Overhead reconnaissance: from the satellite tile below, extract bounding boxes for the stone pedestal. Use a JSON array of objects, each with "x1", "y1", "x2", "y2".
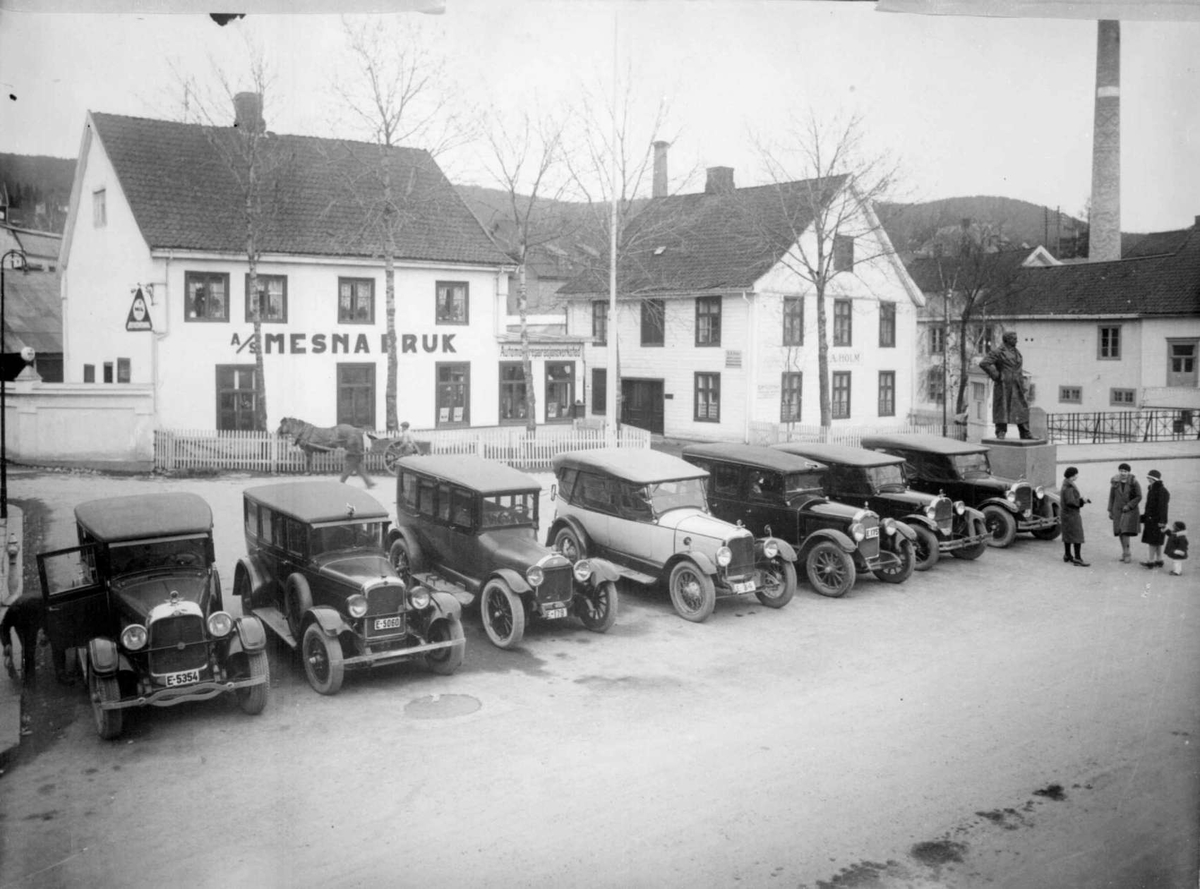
[{"x1": 981, "y1": 438, "x2": 1058, "y2": 489}]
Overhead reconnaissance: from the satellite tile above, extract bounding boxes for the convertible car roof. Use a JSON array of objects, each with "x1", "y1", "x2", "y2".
[
  {"x1": 552, "y1": 447, "x2": 710, "y2": 484},
  {"x1": 858, "y1": 433, "x2": 987, "y2": 456},
  {"x1": 395, "y1": 455, "x2": 541, "y2": 494},
  {"x1": 773, "y1": 442, "x2": 905, "y2": 468},
  {"x1": 682, "y1": 442, "x2": 828, "y2": 473},
  {"x1": 75, "y1": 492, "x2": 213, "y2": 542},
  {"x1": 244, "y1": 481, "x2": 389, "y2": 523}
]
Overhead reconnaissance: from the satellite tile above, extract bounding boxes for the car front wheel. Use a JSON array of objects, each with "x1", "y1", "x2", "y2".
[
  {"x1": 983, "y1": 505, "x2": 1018, "y2": 548},
  {"x1": 874, "y1": 538, "x2": 915, "y2": 584},
  {"x1": 667, "y1": 561, "x2": 716, "y2": 622},
  {"x1": 910, "y1": 525, "x2": 940, "y2": 571},
  {"x1": 805, "y1": 541, "x2": 857, "y2": 597},
  {"x1": 301, "y1": 624, "x2": 345, "y2": 695},
  {"x1": 90, "y1": 670, "x2": 123, "y2": 740},
  {"x1": 577, "y1": 580, "x2": 619, "y2": 632},
  {"x1": 481, "y1": 579, "x2": 526, "y2": 649},
  {"x1": 755, "y1": 558, "x2": 797, "y2": 608},
  {"x1": 235, "y1": 650, "x2": 270, "y2": 715},
  {"x1": 553, "y1": 526, "x2": 588, "y2": 561},
  {"x1": 424, "y1": 616, "x2": 465, "y2": 675}
]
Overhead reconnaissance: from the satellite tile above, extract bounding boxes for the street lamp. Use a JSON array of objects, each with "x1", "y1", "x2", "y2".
[{"x1": 1, "y1": 248, "x2": 32, "y2": 520}]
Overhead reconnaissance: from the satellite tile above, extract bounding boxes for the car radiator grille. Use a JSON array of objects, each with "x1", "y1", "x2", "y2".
[
  {"x1": 933, "y1": 497, "x2": 953, "y2": 534},
  {"x1": 727, "y1": 536, "x2": 756, "y2": 578},
  {"x1": 1014, "y1": 485, "x2": 1033, "y2": 513},
  {"x1": 537, "y1": 566, "x2": 574, "y2": 604},
  {"x1": 365, "y1": 585, "x2": 406, "y2": 638},
  {"x1": 859, "y1": 520, "x2": 881, "y2": 560},
  {"x1": 149, "y1": 614, "x2": 208, "y2": 676}
]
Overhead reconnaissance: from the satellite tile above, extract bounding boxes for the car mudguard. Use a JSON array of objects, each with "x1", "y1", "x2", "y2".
[
  {"x1": 491, "y1": 567, "x2": 533, "y2": 596},
  {"x1": 902, "y1": 514, "x2": 940, "y2": 533},
  {"x1": 545, "y1": 515, "x2": 591, "y2": 553},
  {"x1": 756, "y1": 537, "x2": 797, "y2": 562},
  {"x1": 798, "y1": 529, "x2": 857, "y2": 556},
  {"x1": 307, "y1": 605, "x2": 348, "y2": 636},
  {"x1": 584, "y1": 557, "x2": 621, "y2": 584},
  {"x1": 237, "y1": 556, "x2": 270, "y2": 601},
  {"x1": 889, "y1": 521, "x2": 917, "y2": 543},
  {"x1": 980, "y1": 496, "x2": 1021, "y2": 514},
  {"x1": 387, "y1": 525, "x2": 425, "y2": 568},
  {"x1": 87, "y1": 637, "x2": 120, "y2": 676},
  {"x1": 667, "y1": 550, "x2": 717, "y2": 577},
  {"x1": 234, "y1": 615, "x2": 267, "y2": 652},
  {"x1": 428, "y1": 590, "x2": 462, "y2": 618}
]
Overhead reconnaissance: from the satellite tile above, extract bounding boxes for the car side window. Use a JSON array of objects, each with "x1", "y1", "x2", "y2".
[
  {"x1": 710, "y1": 462, "x2": 742, "y2": 498},
  {"x1": 451, "y1": 488, "x2": 474, "y2": 529},
  {"x1": 283, "y1": 517, "x2": 305, "y2": 556},
  {"x1": 831, "y1": 466, "x2": 869, "y2": 495},
  {"x1": 616, "y1": 483, "x2": 653, "y2": 521},
  {"x1": 245, "y1": 501, "x2": 257, "y2": 537},
  {"x1": 437, "y1": 483, "x2": 453, "y2": 522},
  {"x1": 260, "y1": 507, "x2": 274, "y2": 546},
  {"x1": 558, "y1": 467, "x2": 579, "y2": 502},
  {"x1": 748, "y1": 470, "x2": 783, "y2": 502},
  {"x1": 578, "y1": 472, "x2": 617, "y2": 514},
  {"x1": 417, "y1": 478, "x2": 436, "y2": 516},
  {"x1": 398, "y1": 473, "x2": 419, "y2": 510}
]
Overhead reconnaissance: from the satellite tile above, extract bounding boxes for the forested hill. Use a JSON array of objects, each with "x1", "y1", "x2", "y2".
[{"x1": 0, "y1": 153, "x2": 75, "y2": 232}]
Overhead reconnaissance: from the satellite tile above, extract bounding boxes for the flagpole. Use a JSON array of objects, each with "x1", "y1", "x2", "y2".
[{"x1": 605, "y1": 7, "x2": 619, "y2": 447}]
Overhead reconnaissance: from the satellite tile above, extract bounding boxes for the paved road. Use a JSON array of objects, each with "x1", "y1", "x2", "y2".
[{"x1": 1, "y1": 451, "x2": 1198, "y2": 888}]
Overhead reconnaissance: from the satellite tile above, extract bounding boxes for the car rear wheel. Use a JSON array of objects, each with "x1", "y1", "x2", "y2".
[
  {"x1": 90, "y1": 670, "x2": 123, "y2": 740},
  {"x1": 235, "y1": 568, "x2": 253, "y2": 615},
  {"x1": 553, "y1": 526, "x2": 588, "y2": 561},
  {"x1": 805, "y1": 541, "x2": 857, "y2": 597},
  {"x1": 285, "y1": 574, "x2": 313, "y2": 641},
  {"x1": 668, "y1": 561, "x2": 716, "y2": 622},
  {"x1": 235, "y1": 650, "x2": 270, "y2": 715},
  {"x1": 982, "y1": 505, "x2": 1018, "y2": 548},
  {"x1": 1031, "y1": 504, "x2": 1062, "y2": 540},
  {"x1": 755, "y1": 558, "x2": 797, "y2": 608},
  {"x1": 577, "y1": 580, "x2": 619, "y2": 632},
  {"x1": 874, "y1": 538, "x2": 915, "y2": 584},
  {"x1": 909, "y1": 525, "x2": 940, "y2": 571},
  {"x1": 302, "y1": 623, "x2": 345, "y2": 695},
  {"x1": 481, "y1": 579, "x2": 526, "y2": 649},
  {"x1": 423, "y1": 616, "x2": 465, "y2": 675}
]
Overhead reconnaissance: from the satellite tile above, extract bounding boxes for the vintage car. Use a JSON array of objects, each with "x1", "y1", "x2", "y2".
[
  {"x1": 680, "y1": 443, "x2": 916, "y2": 597},
  {"x1": 772, "y1": 441, "x2": 989, "y2": 570},
  {"x1": 37, "y1": 492, "x2": 269, "y2": 740},
  {"x1": 547, "y1": 448, "x2": 798, "y2": 622},
  {"x1": 388, "y1": 455, "x2": 621, "y2": 649},
  {"x1": 859, "y1": 433, "x2": 1061, "y2": 547},
  {"x1": 235, "y1": 482, "x2": 463, "y2": 695}
]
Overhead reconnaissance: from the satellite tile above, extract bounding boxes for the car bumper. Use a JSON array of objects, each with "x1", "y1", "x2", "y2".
[
  {"x1": 938, "y1": 530, "x2": 989, "y2": 553},
  {"x1": 1017, "y1": 514, "x2": 1058, "y2": 532},
  {"x1": 343, "y1": 636, "x2": 464, "y2": 671},
  {"x1": 96, "y1": 675, "x2": 267, "y2": 711}
]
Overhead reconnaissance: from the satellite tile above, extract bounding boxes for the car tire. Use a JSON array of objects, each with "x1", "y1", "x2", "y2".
[
  {"x1": 235, "y1": 650, "x2": 270, "y2": 715},
  {"x1": 667, "y1": 560, "x2": 716, "y2": 622},
  {"x1": 423, "y1": 615, "x2": 465, "y2": 675},
  {"x1": 553, "y1": 526, "x2": 588, "y2": 561},
  {"x1": 90, "y1": 670, "x2": 123, "y2": 740},
  {"x1": 755, "y1": 558, "x2": 797, "y2": 608},
  {"x1": 982, "y1": 505, "x2": 1018, "y2": 548},
  {"x1": 285, "y1": 574, "x2": 313, "y2": 640},
  {"x1": 235, "y1": 567, "x2": 253, "y2": 616},
  {"x1": 388, "y1": 537, "x2": 421, "y2": 576},
  {"x1": 874, "y1": 538, "x2": 915, "y2": 584},
  {"x1": 951, "y1": 536, "x2": 988, "y2": 560},
  {"x1": 805, "y1": 541, "x2": 857, "y2": 598},
  {"x1": 301, "y1": 623, "x2": 345, "y2": 696},
  {"x1": 481, "y1": 579, "x2": 526, "y2": 649},
  {"x1": 909, "y1": 525, "x2": 940, "y2": 571},
  {"x1": 577, "y1": 580, "x2": 619, "y2": 632},
  {"x1": 1031, "y1": 504, "x2": 1062, "y2": 540}
]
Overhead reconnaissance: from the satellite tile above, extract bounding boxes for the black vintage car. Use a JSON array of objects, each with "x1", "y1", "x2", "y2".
[
  {"x1": 388, "y1": 455, "x2": 620, "y2": 649},
  {"x1": 37, "y1": 492, "x2": 269, "y2": 740},
  {"x1": 859, "y1": 433, "x2": 1061, "y2": 547},
  {"x1": 680, "y1": 443, "x2": 916, "y2": 597},
  {"x1": 235, "y1": 482, "x2": 464, "y2": 694},
  {"x1": 772, "y1": 442, "x2": 989, "y2": 570}
]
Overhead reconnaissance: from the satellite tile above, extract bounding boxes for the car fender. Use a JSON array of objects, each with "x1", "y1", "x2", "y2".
[
  {"x1": 546, "y1": 515, "x2": 591, "y2": 552},
  {"x1": 980, "y1": 496, "x2": 1020, "y2": 514},
  {"x1": 889, "y1": 521, "x2": 917, "y2": 543},
  {"x1": 306, "y1": 605, "x2": 349, "y2": 636},
  {"x1": 236, "y1": 555, "x2": 270, "y2": 600},
  {"x1": 387, "y1": 526, "x2": 425, "y2": 571},
  {"x1": 756, "y1": 537, "x2": 797, "y2": 562},
  {"x1": 428, "y1": 590, "x2": 462, "y2": 619},
  {"x1": 234, "y1": 615, "x2": 267, "y2": 652},
  {"x1": 491, "y1": 567, "x2": 533, "y2": 596},
  {"x1": 584, "y1": 557, "x2": 621, "y2": 584},
  {"x1": 87, "y1": 637, "x2": 121, "y2": 676},
  {"x1": 799, "y1": 529, "x2": 857, "y2": 556},
  {"x1": 666, "y1": 550, "x2": 717, "y2": 577},
  {"x1": 902, "y1": 515, "x2": 940, "y2": 534}
]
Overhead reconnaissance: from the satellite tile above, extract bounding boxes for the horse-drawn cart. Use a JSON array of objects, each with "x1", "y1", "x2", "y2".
[{"x1": 369, "y1": 434, "x2": 430, "y2": 475}]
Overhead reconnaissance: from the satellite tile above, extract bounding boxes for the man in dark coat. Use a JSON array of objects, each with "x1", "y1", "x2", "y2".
[
  {"x1": 979, "y1": 331, "x2": 1031, "y2": 439},
  {"x1": 1059, "y1": 466, "x2": 1090, "y2": 566},
  {"x1": 1140, "y1": 469, "x2": 1170, "y2": 568},
  {"x1": 1108, "y1": 462, "x2": 1142, "y2": 563}
]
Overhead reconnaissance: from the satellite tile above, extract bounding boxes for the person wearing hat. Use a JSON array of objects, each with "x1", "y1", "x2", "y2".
[
  {"x1": 396, "y1": 421, "x2": 420, "y2": 457},
  {"x1": 1059, "y1": 466, "x2": 1091, "y2": 566},
  {"x1": 1140, "y1": 469, "x2": 1170, "y2": 568},
  {"x1": 1108, "y1": 462, "x2": 1142, "y2": 563},
  {"x1": 978, "y1": 331, "x2": 1033, "y2": 440}
]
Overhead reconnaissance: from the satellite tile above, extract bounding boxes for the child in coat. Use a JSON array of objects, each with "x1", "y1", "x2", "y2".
[{"x1": 1164, "y1": 521, "x2": 1188, "y2": 576}]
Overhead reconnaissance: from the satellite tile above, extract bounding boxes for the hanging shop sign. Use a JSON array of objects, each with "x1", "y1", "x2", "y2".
[
  {"x1": 125, "y1": 287, "x2": 153, "y2": 331},
  {"x1": 499, "y1": 343, "x2": 582, "y2": 359}
]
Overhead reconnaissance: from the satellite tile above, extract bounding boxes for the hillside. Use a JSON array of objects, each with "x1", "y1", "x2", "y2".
[{"x1": 0, "y1": 153, "x2": 74, "y2": 232}]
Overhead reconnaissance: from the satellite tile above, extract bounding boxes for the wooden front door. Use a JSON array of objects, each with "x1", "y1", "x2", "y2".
[{"x1": 621, "y1": 378, "x2": 664, "y2": 434}]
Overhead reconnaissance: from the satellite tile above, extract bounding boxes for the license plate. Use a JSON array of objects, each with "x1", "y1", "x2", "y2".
[
  {"x1": 732, "y1": 580, "x2": 756, "y2": 594},
  {"x1": 543, "y1": 607, "x2": 568, "y2": 620},
  {"x1": 374, "y1": 617, "x2": 403, "y2": 630},
  {"x1": 866, "y1": 527, "x2": 879, "y2": 538},
  {"x1": 164, "y1": 669, "x2": 200, "y2": 688}
]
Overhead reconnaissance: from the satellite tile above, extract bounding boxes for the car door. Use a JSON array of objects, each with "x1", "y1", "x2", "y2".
[
  {"x1": 608, "y1": 480, "x2": 657, "y2": 571},
  {"x1": 743, "y1": 468, "x2": 792, "y2": 540},
  {"x1": 37, "y1": 543, "x2": 108, "y2": 651}
]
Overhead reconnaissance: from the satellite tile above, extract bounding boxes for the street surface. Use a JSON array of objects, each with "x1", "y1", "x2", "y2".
[{"x1": 1, "y1": 458, "x2": 1198, "y2": 889}]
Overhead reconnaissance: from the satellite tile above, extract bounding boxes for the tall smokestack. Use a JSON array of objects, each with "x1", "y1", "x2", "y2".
[
  {"x1": 652, "y1": 141, "x2": 669, "y2": 198},
  {"x1": 1089, "y1": 20, "x2": 1120, "y2": 262},
  {"x1": 233, "y1": 91, "x2": 265, "y2": 134}
]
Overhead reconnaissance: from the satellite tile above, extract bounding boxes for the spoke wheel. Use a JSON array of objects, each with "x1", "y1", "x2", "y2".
[
  {"x1": 302, "y1": 623, "x2": 345, "y2": 695},
  {"x1": 577, "y1": 580, "x2": 619, "y2": 632},
  {"x1": 874, "y1": 538, "x2": 915, "y2": 584},
  {"x1": 553, "y1": 527, "x2": 587, "y2": 561},
  {"x1": 668, "y1": 561, "x2": 716, "y2": 622},
  {"x1": 388, "y1": 538, "x2": 418, "y2": 576},
  {"x1": 384, "y1": 442, "x2": 404, "y2": 475},
  {"x1": 805, "y1": 541, "x2": 857, "y2": 598},
  {"x1": 910, "y1": 525, "x2": 940, "y2": 571},
  {"x1": 481, "y1": 579, "x2": 526, "y2": 649},
  {"x1": 424, "y1": 616, "x2": 465, "y2": 675},
  {"x1": 983, "y1": 505, "x2": 1018, "y2": 548},
  {"x1": 755, "y1": 559, "x2": 797, "y2": 608},
  {"x1": 90, "y1": 670, "x2": 123, "y2": 740}
]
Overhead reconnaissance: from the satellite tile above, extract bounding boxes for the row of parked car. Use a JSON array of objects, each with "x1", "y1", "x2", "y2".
[{"x1": 37, "y1": 433, "x2": 1061, "y2": 739}]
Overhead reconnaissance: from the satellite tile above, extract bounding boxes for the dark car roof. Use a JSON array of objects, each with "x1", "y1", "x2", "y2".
[
  {"x1": 75, "y1": 492, "x2": 213, "y2": 542},
  {"x1": 244, "y1": 481, "x2": 389, "y2": 523},
  {"x1": 395, "y1": 455, "x2": 541, "y2": 494},
  {"x1": 682, "y1": 442, "x2": 828, "y2": 473},
  {"x1": 552, "y1": 448, "x2": 709, "y2": 484},
  {"x1": 859, "y1": 433, "x2": 987, "y2": 456},
  {"x1": 773, "y1": 442, "x2": 905, "y2": 468}
]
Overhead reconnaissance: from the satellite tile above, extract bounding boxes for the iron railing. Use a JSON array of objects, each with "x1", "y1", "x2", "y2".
[{"x1": 1044, "y1": 410, "x2": 1199, "y2": 444}]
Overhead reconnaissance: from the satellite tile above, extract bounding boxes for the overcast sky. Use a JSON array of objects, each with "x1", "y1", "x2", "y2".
[{"x1": 1, "y1": 0, "x2": 1197, "y2": 232}]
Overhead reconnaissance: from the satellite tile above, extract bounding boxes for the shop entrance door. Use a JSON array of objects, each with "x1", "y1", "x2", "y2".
[{"x1": 620, "y1": 379, "x2": 664, "y2": 434}]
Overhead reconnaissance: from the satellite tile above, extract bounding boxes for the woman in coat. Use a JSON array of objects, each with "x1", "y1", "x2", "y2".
[
  {"x1": 1108, "y1": 462, "x2": 1142, "y2": 563},
  {"x1": 1140, "y1": 469, "x2": 1170, "y2": 568},
  {"x1": 1060, "y1": 466, "x2": 1090, "y2": 566}
]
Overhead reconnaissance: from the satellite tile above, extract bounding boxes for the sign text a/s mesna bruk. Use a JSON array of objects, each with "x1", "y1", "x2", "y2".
[{"x1": 230, "y1": 331, "x2": 458, "y2": 356}]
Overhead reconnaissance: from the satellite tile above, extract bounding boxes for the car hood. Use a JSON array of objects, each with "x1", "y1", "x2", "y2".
[
  {"x1": 480, "y1": 527, "x2": 563, "y2": 571},
  {"x1": 318, "y1": 552, "x2": 401, "y2": 585},
  {"x1": 662, "y1": 510, "x2": 750, "y2": 542},
  {"x1": 113, "y1": 571, "x2": 210, "y2": 622},
  {"x1": 807, "y1": 499, "x2": 872, "y2": 521},
  {"x1": 874, "y1": 489, "x2": 937, "y2": 508}
]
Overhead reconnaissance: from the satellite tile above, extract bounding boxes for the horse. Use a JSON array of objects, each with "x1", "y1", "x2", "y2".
[{"x1": 277, "y1": 417, "x2": 373, "y2": 484}]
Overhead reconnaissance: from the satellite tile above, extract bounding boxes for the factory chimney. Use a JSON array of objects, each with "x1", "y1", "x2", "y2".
[
  {"x1": 1089, "y1": 21, "x2": 1121, "y2": 262},
  {"x1": 653, "y1": 141, "x2": 669, "y2": 198}
]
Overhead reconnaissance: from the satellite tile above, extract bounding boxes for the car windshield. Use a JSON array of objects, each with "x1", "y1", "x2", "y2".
[
  {"x1": 951, "y1": 452, "x2": 992, "y2": 478},
  {"x1": 866, "y1": 464, "x2": 907, "y2": 492},
  {"x1": 784, "y1": 472, "x2": 825, "y2": 498},
  {"x1": 107, "y1": 535, "x2": 209, "y2": 575},
  {"x1": 311, "y1": 521, "x2": 385, "y2": 556},
  {"x1": 647, "y1": 478, "x2": 708, "y2": 514},
  {"x1": 480, "y1": 492, "x2": 538, "y2": 529}
]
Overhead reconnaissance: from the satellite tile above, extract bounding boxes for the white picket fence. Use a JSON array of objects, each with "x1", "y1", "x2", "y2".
[
  {"x1": 747, "y1": 421, "x2": 954, "y2": 447},
  {"x1": 154, "y1": 423, "x2": 652, "y2": 475}
]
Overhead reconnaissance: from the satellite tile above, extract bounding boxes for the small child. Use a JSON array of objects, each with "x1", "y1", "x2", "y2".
[{"x1": 1164, "y1": 521, "x2": 1188, "y2": 576}]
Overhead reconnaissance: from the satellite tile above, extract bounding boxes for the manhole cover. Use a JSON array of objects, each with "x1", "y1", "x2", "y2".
[{"x1": 404, "y1": 693, "x2": 481, "y2": 719}]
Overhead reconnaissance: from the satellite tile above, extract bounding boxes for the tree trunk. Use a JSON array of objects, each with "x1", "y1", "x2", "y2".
[
  {"x1": 385, "y1": 254, "x2": 398, "y2": 433},
  {"x1": 815, "y1": 284, "x2": 831, "y2": 436},
  {"x1": 518, "y1": 260, "x2": 537, "y2": 436},
  {"x1": 247, "y1": 248, "x2": 267, "y2": 433}
]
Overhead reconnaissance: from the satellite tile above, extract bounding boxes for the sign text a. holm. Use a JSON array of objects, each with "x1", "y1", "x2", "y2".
[{"x1": 231, "y1": 331, "x2": 457, "y2": 355}]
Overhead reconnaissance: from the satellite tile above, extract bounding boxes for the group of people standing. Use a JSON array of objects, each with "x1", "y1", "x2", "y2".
[{"x1": 1059, "y1": 462, "x2": 1187, "y2": 574}]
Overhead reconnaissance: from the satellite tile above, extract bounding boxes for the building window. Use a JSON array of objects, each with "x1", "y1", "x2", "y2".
[
  {"x1": 591, "y1": 301, "x2": 607, "y2": 345},
  {"x1": 245, "y1": 274, "x2": 287, "y2": 323},
  {"x1": 436, "y1": 362, "x2": 470, "y2": 426},
  {"x1": 833, "y1": 299, "x2": 852, "y2": 347},
  {"x1": 216, "y1": 365, "x2": 259, "y2": 431},
  {"x1": 930, "y1": 325, "x2": 946, "y2": 354},
  {"x1": 499, "y1": 362, "x2": 528, "y2": 424},
  {"x1": 927, "y1": 369, "x2": 945, "y2": 405},
  {"x1": 1098, "y1": 325, "x2": 1121, "y2": 359},
  {"x1": 185, "y1": 272, "x2": 230, "y2": 322},
  {"x1": 1167, "y1": 339, "x2": 1198, "y2": 387},
  {"x1": 592, "y1": 368, "x2": 606, "y2": 415},
  {"x1": 338, "y1": 278, "x2": 375, "y2": 324},
  {"x1": 694, "y1": 372, "x2": 720, "y2": 422},
  {"x1": 1059, "y1": 386, "x2": 1082, "y2": 404},
  {"x1": 833, "y1": 234, "x2": 854, "y2": 272},
  {"x1": 879, "y1": 303, "x2": 896, "y2": 348},
  {"x1": 1110, "y1": 388, "x2": 1136, "y2": 406},
  {"x1": 781, "y1": 372, "x2": 802, "y2": 423},
  {"x1": 545, "y1": 361, "x2": 576, "y2": 422},
  {"x1": 878, "y1": 371, "x2": 895, "y2": 417},
  {"x1": 117, "y1": 358, "x2": 131, "y2": 384},
  {"x1": 783, "y1": 297, "x2": 803, "y2": 346},
  {"x1": 436, "y1": 281, "x2": 469, "y2": 325},
  {"x1": 695, "y1": 296, "x2": 721, "y2": 347},
  {"x1": 83, "y1": 364, "x2": 95, "y2": 383},
  {"x1": 102, "y1": 362, "x2": 113, "y2": 383},
  {"x1": 92, "y1": 189, "x2": 106, "y2": 227},
  {"x1": 641, "y1": 299, "x2": 665, "y2": 346},
  {"x1": 832, "y1": 371, "x2": 851, "y2": 419},
  {"x1": 337, "y1": 363, "x2": 375, "y2": 428}
]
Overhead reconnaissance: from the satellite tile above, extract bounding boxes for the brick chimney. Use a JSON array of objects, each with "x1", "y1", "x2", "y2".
[
  {"x1": 653, "y1": 141, "x2": 669, "y2": 198},
  {"x1": 705, "y1": 166, "x2": 734, "y2": 195},
  {"x1": 1089, "y1": 21, "x2": 1120, "y2": 261},
  {"x1": 233, "y1": 92, "x2": 265, "y2": 134}
]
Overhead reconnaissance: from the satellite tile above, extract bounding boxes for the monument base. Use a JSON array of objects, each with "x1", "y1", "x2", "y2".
[{"x1": 981, "y1": 438, "x2": 1057, "y2": 489}]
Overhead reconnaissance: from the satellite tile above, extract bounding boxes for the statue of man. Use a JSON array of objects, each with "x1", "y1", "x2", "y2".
[{"x1": 979, "y1": 331, "x2": 1032, "y2": 439}]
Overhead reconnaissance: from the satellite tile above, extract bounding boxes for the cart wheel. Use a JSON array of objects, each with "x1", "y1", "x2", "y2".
[{"x1": 384, "y1": 442, "x2": 404, "y2": 475}]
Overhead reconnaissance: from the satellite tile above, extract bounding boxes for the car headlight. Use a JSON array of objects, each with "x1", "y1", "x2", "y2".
[
  {"x1": 409, "y1": 589, "x2": 431, "y2": 610},
  {"x1": 1006, "y1": 489, "x2": 1017, "y2": 503},
  {"x1": 121, "y1": 624, "x2": 148, "y2": 651},
  {"x1": 882, "y1": 517, "x2": 897, "y2": 535},
  {"x1": 347, "y1": 594, "x2": 368, "y2": 618},
  {"x1": 954, "y1": 500, "x2": 966, "y2": 515},
  {"x1": 207, "y1": 611, "x2": 233, "y2": 638},
  {"x1": 1035, "y1": 485, "x2": 1045, "y2": 498},
  {"x1": 849, "y1": 522, "x2": 865, "y2": 541},
  {"x1": 716, "y1": 546, "x2": 732, "y2": 567},
  {"x1": 762, "y1": 540, "x2": 779, "y2": 559},
  {"x1": 924, "y1": 503, "x2": 937, "y2": 519},
  {"x1": 526, "y1": 566, "x2": 545, "y2": 587},
  {"x1": 573, "y1": 560, "x2": 593, "y2": 582}
]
